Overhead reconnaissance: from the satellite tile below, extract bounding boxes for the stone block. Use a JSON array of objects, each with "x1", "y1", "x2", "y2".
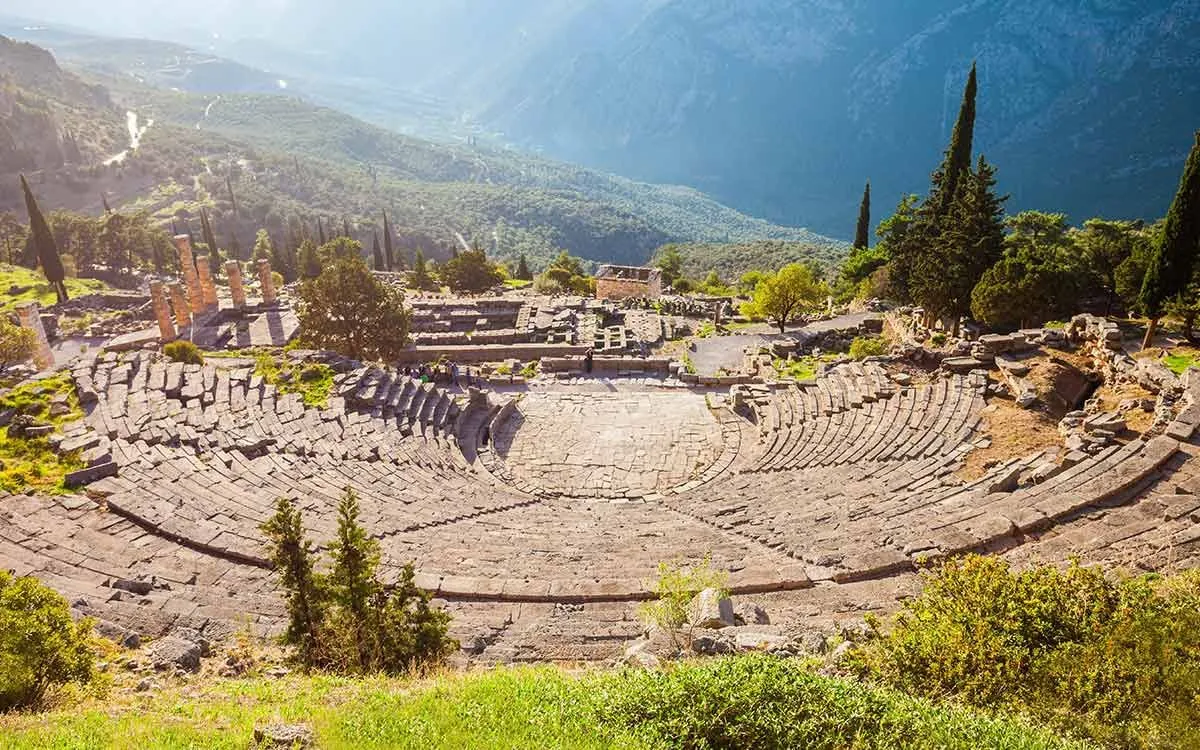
[{"x1": 688, "y1": 588, "x2": 735, "y2": 629}]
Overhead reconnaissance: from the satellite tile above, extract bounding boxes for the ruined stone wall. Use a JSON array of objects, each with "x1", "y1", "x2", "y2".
[{"x1": 596, "y1": 277, "x2": 661, "y2": 301}]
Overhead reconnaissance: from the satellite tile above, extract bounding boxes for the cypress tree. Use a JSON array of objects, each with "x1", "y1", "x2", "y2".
[
  {"x1": 101, "y1": 193, "x2": 112, "y2": 215},
  {"x1": 226, "y1": 176, "x2": 238, "y2": 216},
  {"x1": 200, "y1": 208, "x2": 221, "y2": 279},
  {"x1": 20, "y1": 175, "x2": 68, "y2": 304},
  {"x1": 372, "y1": 232, "x2": 385, "y2": 271},
  {"x1": 229, "y1": 230, "x2": 243, "y2": 262},
  {"x1": 854, "y1": 180, "x2": 871, "y2": 250},
  {"x1": 260, "y1": 498, "x2": 325, "y2": 661},
  {"x1": 317, "y1": 217, "x2": 327, "y2": 246},
  {"x1": 516, "y1": 254, "x2": 531, "y2": 281},
  {"x1": 342, "y1": 217, "x2": 352, "y2": 239},
  {"x1": 1140, "y1": 130, "x2": 1200, "y2": 348},
  {"x1": 382, "y1": 211, "x2": 395, "y2": 271},
  {"x1": 935, "y1": 62, "x2": 978, "y2": 215}
]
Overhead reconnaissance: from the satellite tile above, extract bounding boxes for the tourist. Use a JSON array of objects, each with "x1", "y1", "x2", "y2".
[
  {"x1": 584, "y1": 347, "x2": 594, "y2": 374},
  {"x1": 449, "y1": 361, "x2": 459, "y2": 387}
]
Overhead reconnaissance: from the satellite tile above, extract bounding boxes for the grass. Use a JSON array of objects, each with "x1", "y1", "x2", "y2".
[
  {"x1": 0, "y1": 658, "x2": 1089, "y2": 750},
  {"x1": 0, "y1": 373, "x2": 85, "y2": 494},
  {"x1": 502, "y1": 279, "x2": 532, "y2": 289},
  {"x1": 773, "y1": 354, "x2": 835, "y2": 381},
  {"x1": 0, "y1": 264, "x2": 112, "y2": 315},
  {"x1": 1162, "y1": 349, "x2": 1200, "y2": 375},
  {"x1": 253, "y1": 353, "x2": 335, "y2": 409}
]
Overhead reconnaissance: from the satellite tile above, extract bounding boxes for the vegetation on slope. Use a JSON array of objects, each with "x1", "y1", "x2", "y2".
[
  {"x1": 0, "y1": 264, "x2": 111, "y2": 314},
  {"x1": 0, "y1": 373, "x2": 84, "y2": 493},
  {"x1": 653, "y1": 239, "x2": 846, "y2": 283}
]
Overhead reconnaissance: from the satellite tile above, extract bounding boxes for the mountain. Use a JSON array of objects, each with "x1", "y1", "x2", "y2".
[
  {"x1": 9, "y1": 2, "x2": 1193, "y2": 242},
  {"x1": 477, "y1": 0, "x2": 1200, "y2": 235},
  {"x1": 0, "y1": 33, "x2": 841, "y2": 272}
]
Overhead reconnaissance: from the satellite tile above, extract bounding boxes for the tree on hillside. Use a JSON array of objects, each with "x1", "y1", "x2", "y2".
[
  {"x1": 200, "y1": 208, "x2": 221, "y2": 280},
  {"x1": 408, "y1": 248, "x2": 437, "y2": 291},
  {"x1": 382, "y1": 211, "x2": 397, "y2": 271},
  {"x1": 20, "y1": 175, "x2": 68, "y2": 304},
  {"x1": 372, "y1": 232, "x2": 385, "y2": 271},
  {"x1": 101, "y1": 194, "x2": 112, "y2": 215},
  {"x1": 441, "y1": 247, "x2": 503, "y2": 293},
  {"x1": 1075, "y1": 218, "x2": 1146, "y2": 314},
  {"x1": 656, "y1": 245, "x2": 684, "y2": 286},
  {"x1": 537, "y1": 250, "x2": 593, "y2": 295},
  {"x1": 297, "y1": 254, "x2": 410, "y2": 361},
  {"x1": 0, "y1": 212, "x2": 27, "y2": 264},
  {"x1": 0, "y1": 317, "x2": 36, "y2": 372},
  {"x1": 854, "y1": 180, "x2": 871, "y2": 250},
  {"x1": 226, "y1": 176, "x2": 239, "y2": 217},
  {"x1": 913, "y1": 156, "x2": 1006, "y2": 334},
  {"x1": 228, "y1": 230, "x2": 244, "y2": 263},
  {"x1": 744, "y1": 263, "x2": 828, "y2": 333},
  {"x1": 253, "y1": 229, "x2": 274, "y2": 264},
  {"x1": 317, "y1": 217, "x2": 327, "y2": 247},
  {"x1": 298, "y1": 239, "x2": 321, "y2": 280},
  {"x1": 1140, "y1": 131, "x2": 1200, "y2": 349},
  {"x1": 515, "y1": 254, "x2": 532, "y2": 281},
  {"x1": 971, "y1": 211, "x2": 1086, "y2": 329},
  {"x1": 886, "y1": 65, "x2": 979, "y2": 305},
  {"x1": 317, "y1": 237, "x2": 364, "y2": 265},
  {"x1": 342, "y1": 217, "x2": 352, "y2": 239}
]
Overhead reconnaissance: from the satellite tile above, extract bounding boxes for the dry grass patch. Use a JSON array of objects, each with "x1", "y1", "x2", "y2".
[
  {"x1": 1092, "y1": 381, "x2": 1157, "y2": 435},
  {"x1": 959, "y1": 401, "x2": 1063, "y2": 481}
]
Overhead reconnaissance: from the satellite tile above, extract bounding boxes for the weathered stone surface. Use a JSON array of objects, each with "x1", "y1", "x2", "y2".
[
  {"x1": 253, "y1": 724, "x2": 314, "y2": 749},
  {"x1": 689, "y1": 588, "x2": 735, "y2": 629},
  {"x1": 149, "y1": 635, "x2": 202, "y2": 672}
]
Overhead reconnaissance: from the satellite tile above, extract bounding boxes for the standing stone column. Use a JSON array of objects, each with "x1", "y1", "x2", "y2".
[
  {"x1": 14, "y1": 301, "x2": 54, "y2": 370},
  {"x1": 226, "y1": 261, "x2": 246, "y2": 309},
  {"x1": 174, "y1": 234, "x2": 205, "y2": 316},
  {"x1": 257, "y1": 259, "x2": 277, "y2": 304},
  {"x1": 196, "y1": 255, "x2": 219, "y2": 311},
  {"x1": 149, "y1": 281, "x2": 176, "y2": 342},
  {"x1": 169, "y1": 282, "x2": 192, "y2": 329}
]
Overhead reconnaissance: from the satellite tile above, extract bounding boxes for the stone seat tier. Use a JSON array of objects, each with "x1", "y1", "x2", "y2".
[{"x1": 747, "y1": 373, "x2": 983, "y2": 474}]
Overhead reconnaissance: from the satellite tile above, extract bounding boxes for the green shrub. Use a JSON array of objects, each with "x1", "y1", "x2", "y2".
[
  {"x1": 163, "y1": 340, "x2": 204, "y2": 365},
  {"x1": 596, "y1": 655, "x2": 1088, "y2": 750},
  {"x1": 854, "y1": 556, "x2": 1200, "y2": 749},
  {"x1": 848, "y1": 336, "x2": 888, "y2": 360},
  {"x1": 260, "y1": 490, "x2": 457, "y2": 675},
  {"x1": 637, "y1": 558, "x2": 728, "y2": 651},
  {"x1": 930, "y1": 332, "x2": 948, "y2": 346},
  {"x1": 0, "y1": 571, "x2": 95, "y2": 710}
]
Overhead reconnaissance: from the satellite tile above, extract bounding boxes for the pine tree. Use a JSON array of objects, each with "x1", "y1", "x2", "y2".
[
  {"x1": 409, "y1": 248, "x2": 433, "y2": 290},
  {"x1": 854, "y1": 180, "x2": 871, "y2": 250},
  {"x1": 328, "y1": 487, "x2": 380, "y2": 670},
  {"x1": 20, "y1": 175, "x2": 68, "y2": 303},
  {"x1": 913, "y1": 156, "x2": 1006, "y2": 334},
  {"x1": 200, "y1": 208, "x2": 221, "y2": 280},
  {"x1": 260, "y1": 498, "x2": 326, "y2": 661},
  {"x1": 516, "y1": 254, "x2": 531, "y2": 281},
  {"x1": 1140, "y1": 131, "x2": 1200, "y2": 348},
  {"x1": 372, "y1": 232, "x2": 385, "y2": 271},
  {"x1": 382, "y1": 211, "x2": 395, "y2": 271},
  {"x1": 298, "y1": 240, "x2": 321, "y2": 280}
]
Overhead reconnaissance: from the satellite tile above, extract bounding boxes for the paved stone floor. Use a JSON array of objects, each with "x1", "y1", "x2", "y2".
[{"x1": 493, "y1": 392, "x2": 725, "y2": 497}]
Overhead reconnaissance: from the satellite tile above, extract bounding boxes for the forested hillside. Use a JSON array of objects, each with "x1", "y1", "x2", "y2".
[{"x1": 0, "y1": 34, "x2": 842, "y2": 271}]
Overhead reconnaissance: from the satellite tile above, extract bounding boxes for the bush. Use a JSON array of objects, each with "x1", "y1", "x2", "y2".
[
  {"x1": 260, "y1": 490, "x2": 457, "y2": 674},
  {"x1": 0, "y1": 571, "x2": 95, "y2": 710},
  {"x1": 853, "y1": 556, "x2": 1200, "y2": 749},
  {"x1": 163, "y1": 340, "x2": 204, "y2": 365},
  {"x1": 637, "y1": 558, "x2": 728, "y2": 651},
  {"x1": 849, "y1": 336, "x2": 887, "y2": 360},
  {"x1": 596, "y1": 655, "x2": 1088, "y2": 750},
  {"x1": 930, "y1": 332, "x2": 948, "y2": 346}
]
